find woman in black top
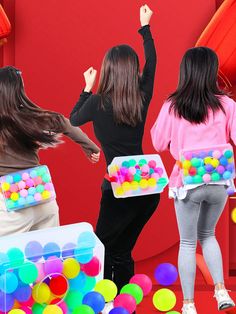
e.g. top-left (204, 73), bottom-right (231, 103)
top-left (70, 5), bottom-right (160, 291)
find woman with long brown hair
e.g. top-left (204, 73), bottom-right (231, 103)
top-left (70, 4), bottom-right (159, 296)
top-left (0, 66), bottom-right (100, 236)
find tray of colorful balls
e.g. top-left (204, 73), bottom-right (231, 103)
top-left (107, 155), bottom-right (169, 198)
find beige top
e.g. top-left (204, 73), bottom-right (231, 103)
top-left (0, 117), bottom-right (100, 176)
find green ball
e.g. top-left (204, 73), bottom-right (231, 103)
top-left (120, 283), bottom-right (143, 304)
top-left (42, 173), bottom-right (51, 183)
top-left (72, 305), bottom-right (95, 314)
top-left (36, 184), bottom-right (45, 193)
top-left (134, 174), bottom-right (141, 182)
top-left (153, 288), bottom-right (176, 312)
top-left (121, 161), bottom-right (130, 168)
top-left (193, 175), bottom-right (203, 184)
top-left (191, 158), bottom-right (201, 168)
top-left (158, 177), bottom-right (168, 185)
top-left (7, 248), bottom-right (24, 267)
top-left (32, 303), bottom-right (46, 314)
top-left (197, 166), bottom-right (206, 176)
top-left (18, 262), bottom-right (38, 284)
top-left (211, 172), bottom-right (220, 181)
top-left (139, 159), bottom-right (147, 167)
top-left (82, 276), bottom-right (96, 293)
top-left (65, 290), bottom-right (83, 310)
top-left (129, 159), bottom-right (136, 167)
top-left (224, 150), bottom-right (233, 159)
top-left (36, 166), bottom-right (47, 176)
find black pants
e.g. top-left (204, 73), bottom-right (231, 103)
top-left (96, 189), bottom-right (160, 291)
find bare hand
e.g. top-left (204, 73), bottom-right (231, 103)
top-left (84, 67), bottom-right (97, 92)
top-left (140, 4), bottom-right (153, 27)
top-left (88, 152), bottom-right (100, 163)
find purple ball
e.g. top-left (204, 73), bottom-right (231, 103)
top-left (154, 263), bottom-right (178, 286)
top-left (216, 165), bottom-right (225, 175)
top-left (25, 241), bottom-right (43, 262)
top-left (62, 242), bottom-right (76, 259)
top-left (226, 164), bottom-right (234, 173)
top-left (198, 152), bottom-right (207, 159)
top-left (0, 291), bottom-right (14, 312)
top-left (44, 256), bottom-right (63, 276)
top-left (227, 187), bottom-right (235, 196)
top-left (13, 284), bottom-right (31, 302)
top-left (120, 167), bottom-right (129, 176)
top-left (110, 308), bottom-right (129, 314)
top-left (205, 164), bottom-right (214, 173)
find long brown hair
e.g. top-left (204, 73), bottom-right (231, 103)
top-left (97, 45), bottom-right (143, 127)
top-left (0, 66), bottom-right (64, 153)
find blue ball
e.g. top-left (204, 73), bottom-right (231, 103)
top-left (0, 290), bottom-right (14, 312)
top-left (0, 272), bottom-right (18, 294)
top-left (43, 242), bottom-right (61, 259)
top-left (205, 164), bottom-right (214, 173)
top-left (28, 187), bottom-right (36, 195)
top-left (25, 241), bottom-right (43, 262)
top-left (226, 164), bottom-right (234, 173)
top-left (223, 171), bottom-right (232, 180)
top-left (78, 231), bottom-right (96, 249)
top-left (184, 176), bottom-right (193, 184)
top-left (208, 150), bottom-right (213, 157)
top-left (110, 308), bottom-right (129, 314)
top-left (219, 156), bottom-right (228, 166)
top-left (26, 195), bottom-right (35, 204)
top-left (5, 175), bottom-right (13, 184)
top-left (30, 170), bottom-right (37, 178)
top-left (62, 242), bottom-right (76, 259)
top-left (82, 291), bottom-right (105, 313)
top-left (69, 271), bottom-right (86, 290)
top-left (154, 263), bottom-right (178, 286)
top-left (18, 197), bottom-right (26, 207)
top-left (13, 173), bottom-right (22, 183)
top-left (13, 284), bottom-right (31, 302)
top-left (75, 248), bottom-right (93, 264)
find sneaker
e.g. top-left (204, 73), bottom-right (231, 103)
top-left (182, 303), bottom-right (197, 314)
top-left (102, 302), bottom-right (114, 314)
top-left (214, 289), bottom-right (235, 310)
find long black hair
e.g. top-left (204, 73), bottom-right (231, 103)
top-left (169, 47), bottom-right (226, 124)
top-left (97, 45), bottom-right (143, 127)
top-left (0, 66), bottom-right (64, 154)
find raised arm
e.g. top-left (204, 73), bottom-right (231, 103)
top-left (139, 5), bottom-right (157, 101)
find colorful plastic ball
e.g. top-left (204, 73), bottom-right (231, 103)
top-left (6, 199), bottom-right (16, 210)
top-left (193, 175), bottom-right (203, 184)
top-left (121, 182), bottom-right (131, 192)
top-left (35, 263), bottom-right (45, 283)
top-left (205, 164), bottom-right (214, 173)
top-left (223, 171), bottom-right (232, 180)
top-left (78, 231), bottom-right (96, 249)
top-left (7, 248), bottom-right (24, 267)
top-left (20, 306), bottom-right (31, 314)
top-left (226, 164), bottom-right (234, 172)
top-left (69, 272), bottom-right (86, 291)
top-left (227, 187), bottom-right (235, 196)
top-left (166, 311), bottom-right (180, 314)
top-left (0, 272), bottom-right (18, 293)
top-left (18, 197), bottom-right (26, 206)
top-left (191, 158), bottom-right (201, 168)
top-left (153, 288), bottom-right (176, 312)
top-left (20, 189), bottom-right (28, 198)
top-left (139, 179), bottom-right (148, 189)
top-left (72, 304), bottom-right (95, 314)
top-left (13, 284), bottom-right (31, 302)
top-left (19, 262), bottom-right (38, 284)
top-left (231, 208), bottom-right (236, 223)
top-left (94, 279), bottom-right (118, 302)
top-left (32, 303), bottom-right (46, 314)
top-left (2, 182), bottom-right (10, 191)
top-left (204, 157), bottom-right (212, 165)
top-left (11, 192), bottom-right (19, 201)
top-left (34, 193), bottom-right (42, 201)
top-left (211, 158), bottom-right (220, 168)
top-left (26, 195), bottom-right (35, 204)
top-left (42, 305), bottom-right (63, 314)
top-left (120, 283), bottom-right (143, 304)
top-left (212, 150), bottom-right (222, 159)
top-left (42, 190), bottom-right (51, 200)
top-left (202, 174), bottom-right (211, 183)
top-left (63, 258), bottom-right (80, 279)
top-left (151, 173), bottom-right (160, 180)
top-left (148, 160), bottom-right (157, 168)
top-left (228, 157), bottom-right (234, 164)
top-left (114, 294), bottom-right (136, 314)
top-left (5, 175), bottom-right (14, 184)
top-left (65, 290), bottom-right (83, 310)
top-left (183, 152), bottom-right (192, 160)
top-left (0, 291), bottom-right (14, 312)
top-left (10, 184), bottom-right (19, 192)
top-left (131, 181), bottom-right (139, 191)
top-left (184, 176), bottom-right (193, 184)
top-left (109, 308), bottom-right (129, 314)
top-left (197, 167), bottom-right (206, 176)
top-left (216, 165), bottom-right (225, 174)
top-left (133, 174), bottom-right (141, 182)
top-left (51, 298), bottom-right (68, 314)
top-left (36, 185), bottom-right (45, 193)
top-left (120, 167), bottom-right (128, 176)
top-left (82, 291), bottom-right (105, 313)
top-left (219, 156), bottom-right (228, 166)
top-left (130, 274), bottom-right (152, 296)
top-left (27, 187), bottom-right (36, 195)
top-left (182, 160), bottom-right (191, 170)
top-left (149, 168), bottom-right (155, 175)
top-left (115, 187), bottom-right (124, 196)
top-left (82, 256), bottom-right (101, 277)
top-left (158, 177), bottom-right (168, 186)
top-left (32, 283), bottom-right (51, 303)
top-left (128, 167), bottom-right (136, 176)
top-left (74, 248), bottom-right (93, 264)
top-left (33, 177), bottom-right (43, 185)
top-left (154, 263), bottom-right (178, 286)
top-left (43, 242), bottom-right (61, 259)
top-left (148, 178), bottom-right (157, 188)
top-left (121, 161), bottom-right (130, 168)
top-left (42, 174), bottom-right (51, 183)
top-left (0, 253), bottom-right (9, 274)
top-left (224, 150), bottom-right (233, 159)
top-left (4, 190), bottom-right (11, 198)
top-left (13, 174), bottom-right (22, 183)
top-left (138, 159), bottom-right (147, 167)
top-left (141, 164), bottom-right (149, 173)
top-left (29, 170), bottom-right (37, 178)
top-left (188, 167), bottom-right (197, 176)
top-left (8, 310), bottom-right (26, 314)
top-left (62, 243), bottom-right (76, 259)
top-left (21, 172), bottom-right (29, 181)
top-left (49, 275), bottom-right (68, 296)
top-left (18, 181), bottom-right (26, 190)
top-left (43, 256), bottom-right (63, 276)
top-left (211, 172), bottom-right (221, 181)
top-left (82, 275), bottom-right (96, 293)
top-left (26, 179), bottom-right (34, 188)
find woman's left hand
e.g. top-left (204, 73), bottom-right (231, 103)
top-left (88, 152), bottom-right (100, 163)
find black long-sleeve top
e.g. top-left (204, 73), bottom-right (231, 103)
top-left (70, 25), bottom-right (157, 189)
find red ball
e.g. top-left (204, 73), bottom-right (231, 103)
top-left (189, 167), bottom-right (197, 176)
top-left (49, 275), bottom-right (68, 296)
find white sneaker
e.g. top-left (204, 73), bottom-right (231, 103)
top-left (182, 303), bottom-right (197, 314)
top-left (102, 302), bottom-right (114, 314)
top-left (214, 289), bottom-right (235, 310)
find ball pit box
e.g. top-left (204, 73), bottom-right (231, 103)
top-left (180, 144), bottom-right (235, 185)
top-left (108, 154), bottom-right (169, 198)
top-left (0, 222), bottom-right (104, 313)
top-left (0, 165), bottom-right (56, 212)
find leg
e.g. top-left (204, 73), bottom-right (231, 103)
top-left (30, 200), bottom-right (60, 230)
top-left (175, 194), bottom-right (201, 301)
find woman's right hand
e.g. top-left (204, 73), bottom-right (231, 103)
top-left (140, 4), bottom-right (153, 27)
top-left (84, 67), bottom-right (97, 93)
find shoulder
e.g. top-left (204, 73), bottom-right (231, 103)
top-left (160, 99), bottom-right (173, 114)
top-left (219, 95), bottom-right (236, 112)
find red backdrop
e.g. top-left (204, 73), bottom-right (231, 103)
top-left (1, 0), bottom-right (233, 281)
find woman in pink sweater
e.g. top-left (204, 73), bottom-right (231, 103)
top-left (151, 47), bottom-right (235, 314)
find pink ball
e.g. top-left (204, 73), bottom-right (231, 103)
top-left (34, 193), bottom-right (42, 201)
top-left (22, 172), bottom-right (30, 181)
top-left (18, 180), bottom-right (26, 190)
top-left (20, 189), bottom-right (28, 198)
top-left (129, 274), bottom-right (152, 296)
top-left (44, 256), bottom-right (63, 276)
top-left (114, 294), bottom-right (136, 314)
top-left (82, 256), bottom-right (101, 277)
top-left (129, 167), bottom-right (136, 175)
top-left (212, 150), bottom-right (221, 159)
top-left (10, 184), bottom-right (18, 192)
top-left (151, 173), bottom-right (160, 180)
top-left (141, 165), bottom-right (149, 174)
top-left (20, 306), bottom-right (31, 314)
top-left (36, 262), bottom-right (45, 283)
top-left (44, 183), bottom-right (53, 191)
top-left (148, 160), bottom-right (156, 169)
top-left (216, 165), bottom-right (225, 175)
top-left (26, 179), bottom-right (34, 188)
top-left (203, 174), bottom-right (211, 183)
top-left (33, 177), bottom-right (43, 185)
top-left (4, 191), bottom-right (11, 199)
top-left (154, 167), bottom-right (164, 176)
top-left (125, 174), bottom-right (133, 182)
top-left (20, 296), bottom-right (34, 307)
top-left (183, 152), bottom-right (192, 160)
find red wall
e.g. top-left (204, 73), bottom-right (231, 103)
top-left (2, 0), bottom-right (231, 279)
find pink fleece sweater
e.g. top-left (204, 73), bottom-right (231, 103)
top-left (151, 95), bottom-right (236, 188)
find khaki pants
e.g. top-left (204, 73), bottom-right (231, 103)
top-left (0, 194), bottom-right (59, 237)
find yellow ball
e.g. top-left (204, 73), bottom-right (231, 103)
top-left (122, 182), bottom-right (131, 192)
top-left (211, 158), bottom-right (220, 168)
top-left (115, 186), bottom-right (124, 196)
top-left (139, 179), bottom-right (148, 189)
top-left (2, 182), bottom-right (10, 191)
top-left (231, 208), bottom-right (236, 223)
top-left (182, 160), bottom-right (191, 170)
top-left (42, 190), bottom-right (51, 199)
top-left (32, 283), bottom-right (51, 303)
top-left (131, 181), bottom-right (139, 191)
top-left (8, 310), bottom-right (26, 314)
top-left (43, 305), bottom-right (63, 314)
top-left (10, 192), bottom-right (19, 201)
top-left (228, 157), bottom-right (234, 163)
top-left (204, 157), bottom-right (212, 165)
top-left (63, 258), bottom-right (80, 279)
top-left (110, 165), bottom-right (119, 174)
top-left (148, 178), bottom-right (157, 187)
top-left (183, 169), bottom-right (189, 176)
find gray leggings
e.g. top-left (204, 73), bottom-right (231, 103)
top-left (174, 185), bottom-right (228, 300)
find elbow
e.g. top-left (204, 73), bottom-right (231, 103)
top-left (69, 114), bottom-right (78, 127)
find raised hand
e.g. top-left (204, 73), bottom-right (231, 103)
top-left (84, 67), bottom-right (97, 93)
top-left (140, 4), bottom-right (153, 27)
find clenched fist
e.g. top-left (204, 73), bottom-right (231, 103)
top-left (84, 67), bottom-right (97, 93)
top-left (140, 4), bottom-right (153, 27)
